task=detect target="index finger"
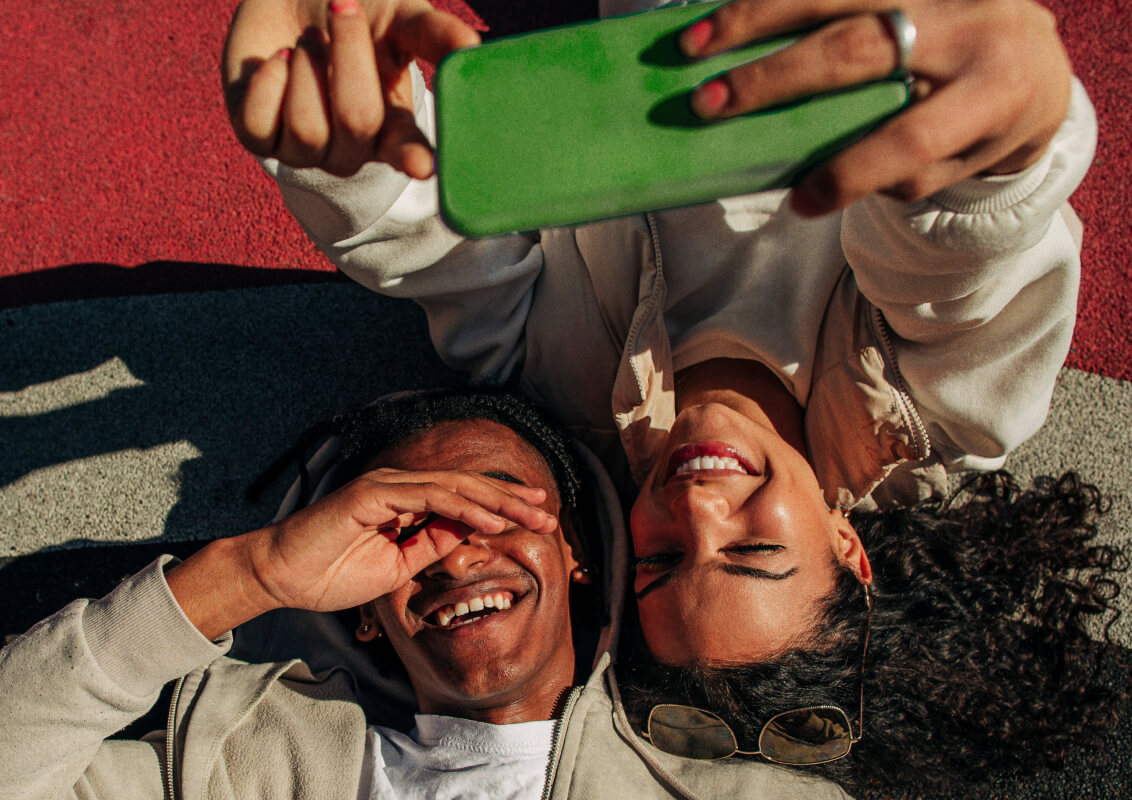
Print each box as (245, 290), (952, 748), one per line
(679, 0), (886, 58)
(362, 469), (557, 534)
(369, 467), (550, 506)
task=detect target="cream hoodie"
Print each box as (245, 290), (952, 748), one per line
(262, 19), (1095, 509)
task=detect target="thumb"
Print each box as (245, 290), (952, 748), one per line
(377, 1), (482, 68)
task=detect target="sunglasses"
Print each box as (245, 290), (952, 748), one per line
(642, 584), (872, 766)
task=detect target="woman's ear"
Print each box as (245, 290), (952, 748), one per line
(830, 510), (872, 585)
(356, 602), (383, 642)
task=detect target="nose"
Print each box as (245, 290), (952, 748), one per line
(669, 484), (731, 523)
(422, 534), (492, 580)
(662, 485), (735, 557)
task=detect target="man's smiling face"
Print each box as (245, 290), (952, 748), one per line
(361, 419), (582, 723)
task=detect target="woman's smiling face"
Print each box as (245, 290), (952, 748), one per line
(629, 402), (869, 665)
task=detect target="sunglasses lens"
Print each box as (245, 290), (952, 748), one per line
(759, 708), (854, 765)
(647, 705), (738, 760)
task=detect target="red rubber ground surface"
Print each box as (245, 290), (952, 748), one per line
(1, 0), (1128, 379)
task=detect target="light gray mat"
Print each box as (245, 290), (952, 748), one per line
(1, 283), (458, 555)
(3, 284), (1130, 641)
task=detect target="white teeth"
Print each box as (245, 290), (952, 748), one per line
(675, 456), (747, 475)
(434, 591), (514, 627)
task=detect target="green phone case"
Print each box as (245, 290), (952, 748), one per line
(434, 1), (909, 238)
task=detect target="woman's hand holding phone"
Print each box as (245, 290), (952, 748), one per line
(222, 0), (480, 178)
(221, 0), (1075, 214)
(679, 0), (1073, 216)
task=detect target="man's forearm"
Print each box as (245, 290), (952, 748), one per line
(166, 533), (281, 641)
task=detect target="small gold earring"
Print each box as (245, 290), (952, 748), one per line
(358, 623), (384, 638)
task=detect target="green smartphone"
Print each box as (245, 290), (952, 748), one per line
(434, 1), (909, 238)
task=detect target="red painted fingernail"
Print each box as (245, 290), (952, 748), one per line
(693, 79), (730, 115)
(330, 0), (360, 15)
(680, 18), (714, 55)
(276, 47), (293, 63)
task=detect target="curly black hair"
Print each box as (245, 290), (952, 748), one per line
(617, 471), (1129, 794)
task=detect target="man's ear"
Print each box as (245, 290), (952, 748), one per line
(561, 511), (589, 577)
(570, 566), (595, 585)
(356, 602), (383, 642)
(830, 510), (872, 585)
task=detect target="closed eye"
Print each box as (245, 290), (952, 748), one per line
(634, 544), (794, 600)
(633, 544), (782, 570)
(632, 552), (681, 572)
(725, 544), (784, 555)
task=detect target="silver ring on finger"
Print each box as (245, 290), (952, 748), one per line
(879, 8), (917, 76)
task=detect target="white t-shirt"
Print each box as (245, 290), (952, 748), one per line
(361, 714), (556, 800)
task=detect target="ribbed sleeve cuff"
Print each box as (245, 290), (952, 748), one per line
(930, 155), (1052, 214)
(81, 555), (230, 696)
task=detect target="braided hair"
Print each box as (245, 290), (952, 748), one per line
(249, 387), (585, 512)
(334, 387), (583, 509)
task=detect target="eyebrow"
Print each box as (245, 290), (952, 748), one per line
(635, 564), (799, 600)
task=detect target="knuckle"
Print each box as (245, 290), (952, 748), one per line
(324, 161), (365, 178)
(286, 119), (331, 158)
(335, 104), (384, 141)
(281, 151), (322, 169)
(890, 122), (941, 166)
(711, 2), (747, 37)
(723, 63), (771, 111)
(822, 19), (889, 74)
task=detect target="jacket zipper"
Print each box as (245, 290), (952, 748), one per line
(164, 676), (186, 800)
(625, 213), (666, 402)
(872, 306), (931, 460)
(539, 686), (582, 800)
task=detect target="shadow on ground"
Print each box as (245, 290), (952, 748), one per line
(1, 274), (462, 556)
